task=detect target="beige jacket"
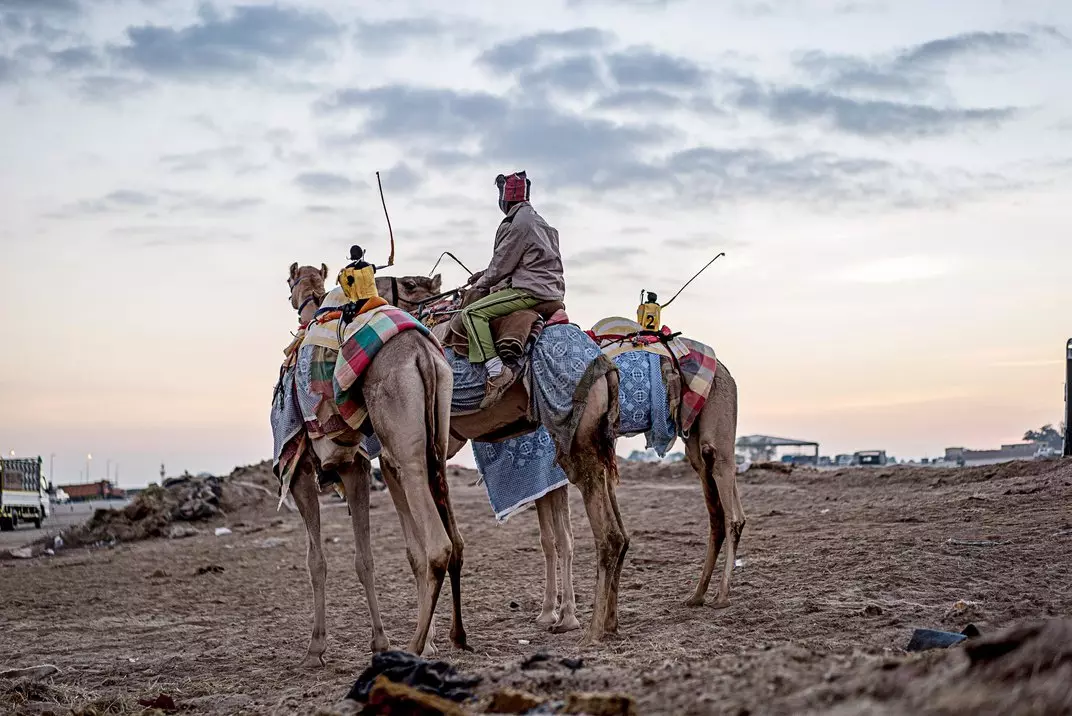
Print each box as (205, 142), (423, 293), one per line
(472, 202), (565, 302)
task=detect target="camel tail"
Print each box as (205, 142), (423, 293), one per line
(596, 367), (621, 485)
(419, 344), (451, 512)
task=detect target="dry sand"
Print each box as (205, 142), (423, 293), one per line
(1, 457), (1070, 714)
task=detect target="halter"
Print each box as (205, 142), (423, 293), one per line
(288, 274), (325, 322)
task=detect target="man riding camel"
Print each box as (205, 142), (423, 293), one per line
(463, 170), (565, 409)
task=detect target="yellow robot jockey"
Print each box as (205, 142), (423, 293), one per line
(336, 244), (387, 321)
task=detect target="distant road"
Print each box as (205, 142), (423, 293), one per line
(0, 499), (130, 551)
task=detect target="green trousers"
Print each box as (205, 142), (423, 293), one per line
(461, 288), (541, 364)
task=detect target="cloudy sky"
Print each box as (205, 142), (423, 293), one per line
(1, 0), (1069, 486)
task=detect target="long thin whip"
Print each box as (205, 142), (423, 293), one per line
(661, 252), (726, 308)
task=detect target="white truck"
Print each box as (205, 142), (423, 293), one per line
(0, 457), (51, 531)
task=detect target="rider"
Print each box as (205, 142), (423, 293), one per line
(463, 170), (565, 408)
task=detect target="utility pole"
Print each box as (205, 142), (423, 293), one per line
(1064, 338), (1071, 457)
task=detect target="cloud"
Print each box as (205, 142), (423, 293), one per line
(379, 162), (420, 192)
(47, 45), (98, 70)
(569, 246), (645, 265)
(49, 189), (262, 217)
(106, 189), (156, 206)
(733, 81), (1016, 137)
(594, 88), (684, 111)
(318, 85), (509, 141)
(77, 75), (152, 101)
(732, 0), (885, 16)
(314, 81), (1021, 208)
(898, 30), (1039, 67)
(566, 0), (682, 6)
(110, 4), (342, 78)
(519, 55), (605, 94)
(664, 234), (747, 251)
(110, 225), (251, 247)
(305, 204), (336, 214)
(159, 146), (244, 173)
(0, 0), (80, 15)
(295, 171), (357, 195)
(794, 28), (1063, 94)
(606, 47), (707, 89)
(477, 27), (610, 72)
(0, 55), (13, 83)
(352, 17), (481, 54)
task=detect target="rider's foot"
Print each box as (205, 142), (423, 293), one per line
(480, 366), (515, 409)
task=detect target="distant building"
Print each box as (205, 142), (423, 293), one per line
(944, 443), (1038, 467)
(56, 480), (126, 501)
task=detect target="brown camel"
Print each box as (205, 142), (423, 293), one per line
(377, 274), (628, 645)
(379, 275), (744, 633)
(522, 358), (744, 620)
(283, 263), (467, 664)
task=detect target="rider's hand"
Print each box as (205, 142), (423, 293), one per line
(467, 270), (484, 286)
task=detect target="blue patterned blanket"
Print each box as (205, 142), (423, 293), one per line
(470, 347), (677, 522)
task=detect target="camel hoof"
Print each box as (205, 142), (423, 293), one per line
(536, 611), (559, 627)
(420, 640), (439, 658)
(450, 629), (472, 652)
(578, 628), (602, 647)
(300, 654), (326, 668)
(371, 636), (391, 653)
(684, 595), (705, 608)
(552, 614), (581, 634)
(711, 597), (731, 610)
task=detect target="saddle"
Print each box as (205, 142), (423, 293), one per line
(440, 286), (565, 361)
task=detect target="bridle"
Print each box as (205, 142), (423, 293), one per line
(288, 274), (325, 321)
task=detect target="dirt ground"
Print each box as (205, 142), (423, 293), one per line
(2, 457), (1070, 715)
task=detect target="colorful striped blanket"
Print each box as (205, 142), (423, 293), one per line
(271, 303), (439, 490)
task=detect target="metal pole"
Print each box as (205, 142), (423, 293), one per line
(1064, 338), (1071, 457)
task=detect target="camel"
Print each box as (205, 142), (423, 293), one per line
(282, 263), (467, 665)
(377, 274), (628, 645)
(379, 275), (745, 633)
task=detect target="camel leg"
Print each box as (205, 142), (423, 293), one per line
(603, 473), (630, 635)
(338, 460), (390, 653)
(292, 464), (328, 667)
(549, 485), (580, 634)
(685, 367), (744, 609)
(430, 367), (469, 651)
(380, 460), (438, 657)
(392, 457), (452, 655)
(535, 494), (560, 626)
(566, 374), (627, 646)
(683, 437), (725, 607)
(711, 447), (745, 608)
(430, 472), (469, 650)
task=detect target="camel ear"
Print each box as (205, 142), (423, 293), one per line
(320, 263), (329, 279)
(289, 262), (299, 280)
(431, 273), (442, 292)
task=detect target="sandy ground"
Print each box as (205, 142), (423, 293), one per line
(1, 458), (1070, 714)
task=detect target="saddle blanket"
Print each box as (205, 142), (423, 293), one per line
(590, 317), (717, 435)
(469, 348), (676, 522)
(270, 302), (436, 489)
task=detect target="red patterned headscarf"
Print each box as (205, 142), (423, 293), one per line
(495, 171), (530, 214)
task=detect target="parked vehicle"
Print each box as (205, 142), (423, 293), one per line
(1, 457), (51, 531)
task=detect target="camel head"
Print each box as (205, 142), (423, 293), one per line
(288, 262), (329, 318)
(376, 273), (442, 312)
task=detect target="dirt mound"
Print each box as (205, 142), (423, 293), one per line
(781, 618), (1072, 715)
(61, 461), (281, 548)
